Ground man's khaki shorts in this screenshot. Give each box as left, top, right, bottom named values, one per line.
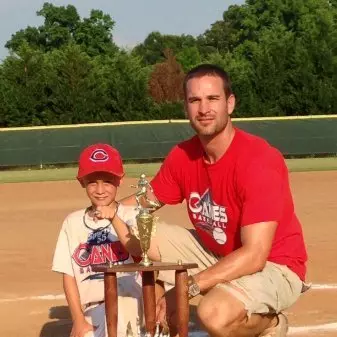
left=154, top=222, right=305, bottom=316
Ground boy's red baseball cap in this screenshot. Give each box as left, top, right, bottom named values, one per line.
left=77, top=143, right=124, bottom=181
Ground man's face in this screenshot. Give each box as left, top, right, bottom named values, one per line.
left=185, top=75, right=235, bottom=137
left=82, top=172, right=120, bottom=207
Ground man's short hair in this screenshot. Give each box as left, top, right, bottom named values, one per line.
left=183, top=64, right=233, bottom=98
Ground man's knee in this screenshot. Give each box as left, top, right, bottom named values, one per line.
left=196, top=289, right=276, bottom=337
left=196, top=290, right=247, bottom=335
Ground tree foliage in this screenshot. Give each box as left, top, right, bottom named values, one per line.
left=199, top=0, right=337, bottom=116
left=149, top=49, right=185, bottom=103
left=5, top=2, right=118, bottom=56
left=1, top=0, right=337, bottom=127
left=133, top=32, right=197, bottom=65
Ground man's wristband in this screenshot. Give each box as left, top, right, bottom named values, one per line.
left=187, top=275, right=200, bottom=299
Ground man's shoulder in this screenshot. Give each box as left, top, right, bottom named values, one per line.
left=236, top=128, right=283, bottom=159
left=234, top=129, right=286, bottom=174
left=169, top=135, right=202, bottom=160
left=236, top=128, right=268, bottom=146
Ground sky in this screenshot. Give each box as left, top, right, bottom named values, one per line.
left=0, top=0, right=243, bottom=60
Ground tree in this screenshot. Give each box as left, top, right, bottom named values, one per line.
left=197, top=4, right=249, bottom=56
left=200, top=0, right=337, bottom=116
left=0, top=44, right=50, bottom=126
left=73, top=9, right=118, bottom=56
left=176, top=46, right=201, bottom=72
left=96, top=51, right=155, bottom=121
left=44, top=44, right=101, bottom=124
left=133, top=32, right=197, bottom=65
left=148, top=49, right=185, bottom=104
left=5, top=2, right=118, bottom=56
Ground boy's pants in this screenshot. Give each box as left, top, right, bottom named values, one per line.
left=84, top=296, right=142, bottom=337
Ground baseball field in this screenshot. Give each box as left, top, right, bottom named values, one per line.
left=1, top=158, right=337, bottom=337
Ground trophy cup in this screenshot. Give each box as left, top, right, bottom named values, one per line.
left=131, top=173, right=160, bottom=267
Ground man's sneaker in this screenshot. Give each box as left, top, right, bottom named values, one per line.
left=259, top=313, right=289, bottom=337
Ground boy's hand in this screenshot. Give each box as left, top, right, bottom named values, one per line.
left=70, top=318, right=95, bottom=337
left=156, top=288, right=177, bottom=329
left=94, top=202, right=118, bottom=222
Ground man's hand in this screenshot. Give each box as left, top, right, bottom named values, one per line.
left=94, top=202, right=118, bottom=222
left=70, top=318, right=95, bottom=337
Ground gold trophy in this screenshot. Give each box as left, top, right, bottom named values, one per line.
left=131, top=173, right=160, bottom=267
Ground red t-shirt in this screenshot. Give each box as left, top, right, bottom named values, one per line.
left=151, top=128, right=307, bottom=280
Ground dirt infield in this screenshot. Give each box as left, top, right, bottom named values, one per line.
left=0, top=171, right=337, bottom=337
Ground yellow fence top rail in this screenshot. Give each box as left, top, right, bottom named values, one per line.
left=1, top=115, right=337, bottom=132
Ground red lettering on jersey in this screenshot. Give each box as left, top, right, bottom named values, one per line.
left=101, top=244, right=113, bottom=262
left=109, top=242, right=129, bottom=261
left=91, top=245, right=104, bottom=264
left=73, top=242, right=130, bottom=267
left=72, top=243, right=91, bottom=267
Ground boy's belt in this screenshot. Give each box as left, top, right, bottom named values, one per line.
left=84, top=300, right=104, bottom=310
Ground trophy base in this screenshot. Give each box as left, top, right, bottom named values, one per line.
left=139, top=258, right=153, bottom=267
left=138, top=253, right=153, bottom=267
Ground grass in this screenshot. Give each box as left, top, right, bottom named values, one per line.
left=1, top=158, right=337, bottom=184
left=286, top=157, right=337, bottom=172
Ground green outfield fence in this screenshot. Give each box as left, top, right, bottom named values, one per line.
left=0, top=115, right=337, bottom=168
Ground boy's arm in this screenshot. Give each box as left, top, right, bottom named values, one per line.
left=111, top=213, right=142, bottom=257
left=112, top=213, right=161, bottom=261
left=63, top=274, right=95, bottom=337
left=52, top=219, right=94, bottom=336
left=63, top=274, right=83, bottom=321
left=94, top=203, right=161, bottom=261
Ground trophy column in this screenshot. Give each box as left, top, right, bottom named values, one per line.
left=93, top=262, right=198, bottom=337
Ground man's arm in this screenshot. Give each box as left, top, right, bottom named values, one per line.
left=193, top=221, right=277, bottom=292
left=192, top=151, right=285, bottom=291
left=118, top=194, right=139, bottom=207
left=119, top=186, right=164, bottom=210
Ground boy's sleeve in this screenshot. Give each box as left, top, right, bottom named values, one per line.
left=52, top=218, right=74, bottom=277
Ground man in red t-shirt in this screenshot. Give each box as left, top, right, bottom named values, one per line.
left=101, top=64, right=308, bottom=337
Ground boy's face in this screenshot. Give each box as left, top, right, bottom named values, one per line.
left=82, top=171, right=120, bottom=207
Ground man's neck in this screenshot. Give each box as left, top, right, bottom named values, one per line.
left=199, top=124, right=235, bottom=164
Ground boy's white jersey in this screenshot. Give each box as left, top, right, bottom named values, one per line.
left=52, top=205, right=141, bottom=305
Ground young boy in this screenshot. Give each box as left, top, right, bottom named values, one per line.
left=52, top=143, right=142, bottom=337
